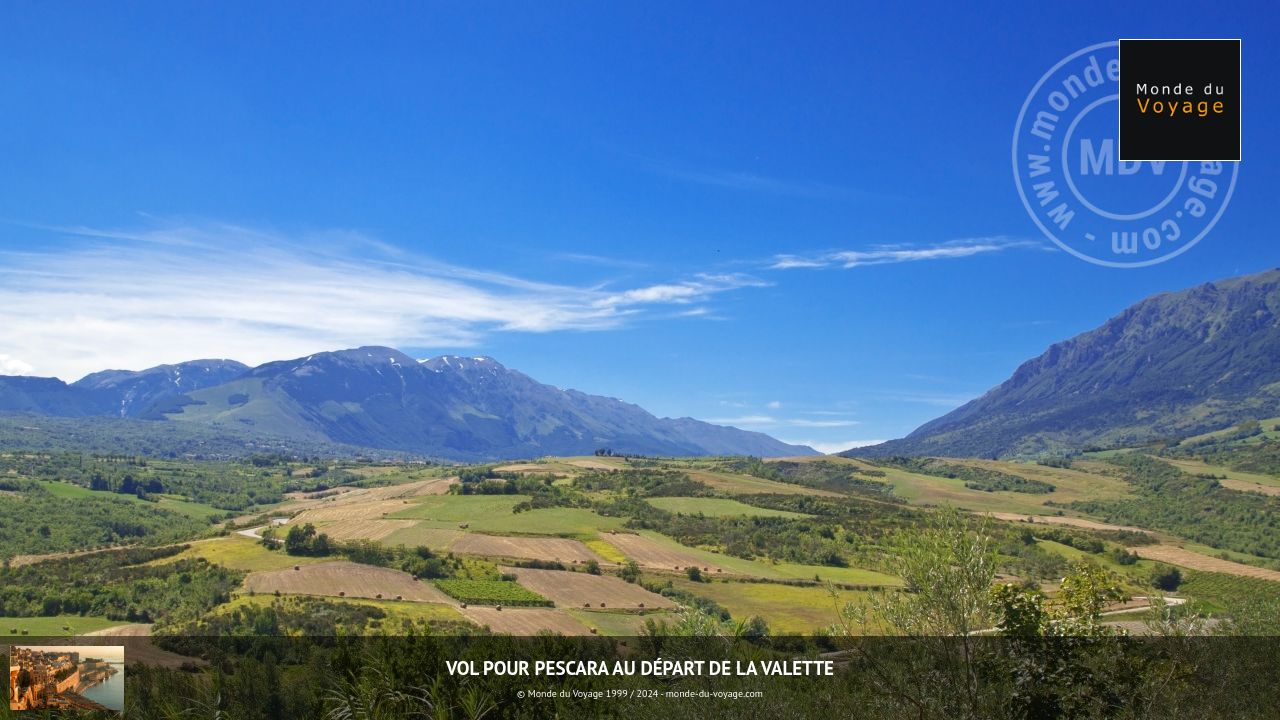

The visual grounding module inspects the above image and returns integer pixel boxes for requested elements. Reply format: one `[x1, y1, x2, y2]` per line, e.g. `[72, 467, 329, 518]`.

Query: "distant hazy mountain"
[0, 375, 115, 417]
[0, 348, 811, 460]
[852, 268, 1280, 459]
[0, 359, 248, 419]
[73, 359, 250, 418]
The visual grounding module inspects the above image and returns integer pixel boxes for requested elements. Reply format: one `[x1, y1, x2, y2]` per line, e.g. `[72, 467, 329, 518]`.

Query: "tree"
[832, 507, 996, 718]
[854, 507, 996, 637]
[619, 559, 641, 584]
[1149, 564, 1183, 591]
[285, 524, 318, 555]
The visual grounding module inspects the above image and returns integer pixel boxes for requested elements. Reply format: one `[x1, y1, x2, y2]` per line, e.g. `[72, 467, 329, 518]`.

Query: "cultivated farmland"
[1128, 545, 1280, 582]
[308, 518, 417, 542]
[433, 579, 553, 607]
[670, 578, 870, 634]
[387, 494, 625, 535]
[243, 560, 455, 602]
[451, 534, 603, 563]
[503, 567, 676, 609]
[603, 532, 727, 573]
[646, 496, 810, 518]
[459, 607, 592, 635]
[158, 536, 329, 572]
[985, 512, 1149, 534]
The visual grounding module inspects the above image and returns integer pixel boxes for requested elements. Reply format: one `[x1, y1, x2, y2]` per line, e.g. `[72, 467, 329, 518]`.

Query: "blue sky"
[1, 2, 1276, 452]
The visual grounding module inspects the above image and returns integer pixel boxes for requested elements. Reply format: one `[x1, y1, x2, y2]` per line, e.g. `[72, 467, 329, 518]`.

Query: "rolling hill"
[0, 348, 812, 460]
[852, 268, 1280, 458]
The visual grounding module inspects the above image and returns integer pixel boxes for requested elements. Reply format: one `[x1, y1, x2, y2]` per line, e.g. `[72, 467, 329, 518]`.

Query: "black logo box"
[1119, 39, 1240, 162]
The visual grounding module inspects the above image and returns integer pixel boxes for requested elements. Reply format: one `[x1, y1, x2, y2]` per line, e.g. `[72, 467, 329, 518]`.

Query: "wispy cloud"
[769, 237, 1042, 270]
[595, 274, 765, 308]
[0, 222, 765, 381]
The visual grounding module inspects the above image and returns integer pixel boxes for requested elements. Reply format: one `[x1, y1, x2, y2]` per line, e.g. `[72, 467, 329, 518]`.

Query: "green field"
[565, 609, 678, 636]
[1178, 416, 1280, 446]
[219, 594, 470, 626]
[1034, 540, 1158, 589]
[842, 459, 1132, 517]
[1178, 542, 1278, 570]
[388, 494, 625, 536]
[686, 469, 839, 496]
[37, 479, 225, 520]
[630, 530, 900, 586]
[433, 579, 554, 607]
[157, 535, 329, 572]
[646, 496, 810, 518]
[0, 615, 127, 636]
[1180, 571, 1280, 613]
[1163, 457, 1280, 491]
[670, 578, 869, 634]
[381, 525, 463, 550]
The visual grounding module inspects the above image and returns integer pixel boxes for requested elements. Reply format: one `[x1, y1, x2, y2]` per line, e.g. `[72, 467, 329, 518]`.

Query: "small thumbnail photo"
[8, 645, 124, 714]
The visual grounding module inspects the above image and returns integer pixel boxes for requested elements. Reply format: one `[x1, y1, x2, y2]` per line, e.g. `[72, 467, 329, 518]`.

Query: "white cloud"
[0, 222, 765, 381]
[780, 438, 887, 455]
[675, 307, 712, 318]
[765, 400, 782, 409]
[0, 354, 33, 374]
[769, 237, 1041, 270]
[596, 274, 767, 308]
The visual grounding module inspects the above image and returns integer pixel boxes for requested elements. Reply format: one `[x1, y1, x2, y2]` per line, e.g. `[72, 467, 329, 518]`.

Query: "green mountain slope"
[853, 268, 1280, 458]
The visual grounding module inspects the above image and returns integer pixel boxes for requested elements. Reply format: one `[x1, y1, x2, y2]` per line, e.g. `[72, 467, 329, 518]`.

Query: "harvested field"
[282, 479, 458, 525]
[603, 532, 726, 573]
[986, 512, 1149, 534]
[504, 567, 676, 610]
[243, 560, 456, 602]
[284, 486, 360, 500]
[382, 525, 463, 549]
[313, 518, 417, 542]
[358, 478, 457, 501]
[565, 458, 624, 470]
[459, 607, 592, 635]
[452, 534, 603, 563]
[1128, 545, 1280, 582]
[688, 470, 837, 497]
[1219, 480, 1280, 497]
[494, 463, 546, 473]
[291, 499, 409, 523]
[1162, 458, 1280, 496]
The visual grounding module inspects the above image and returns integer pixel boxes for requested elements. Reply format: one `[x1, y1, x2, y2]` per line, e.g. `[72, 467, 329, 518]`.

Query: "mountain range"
[852, 268, 1280, 458]
[0, 348, 813, 460]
